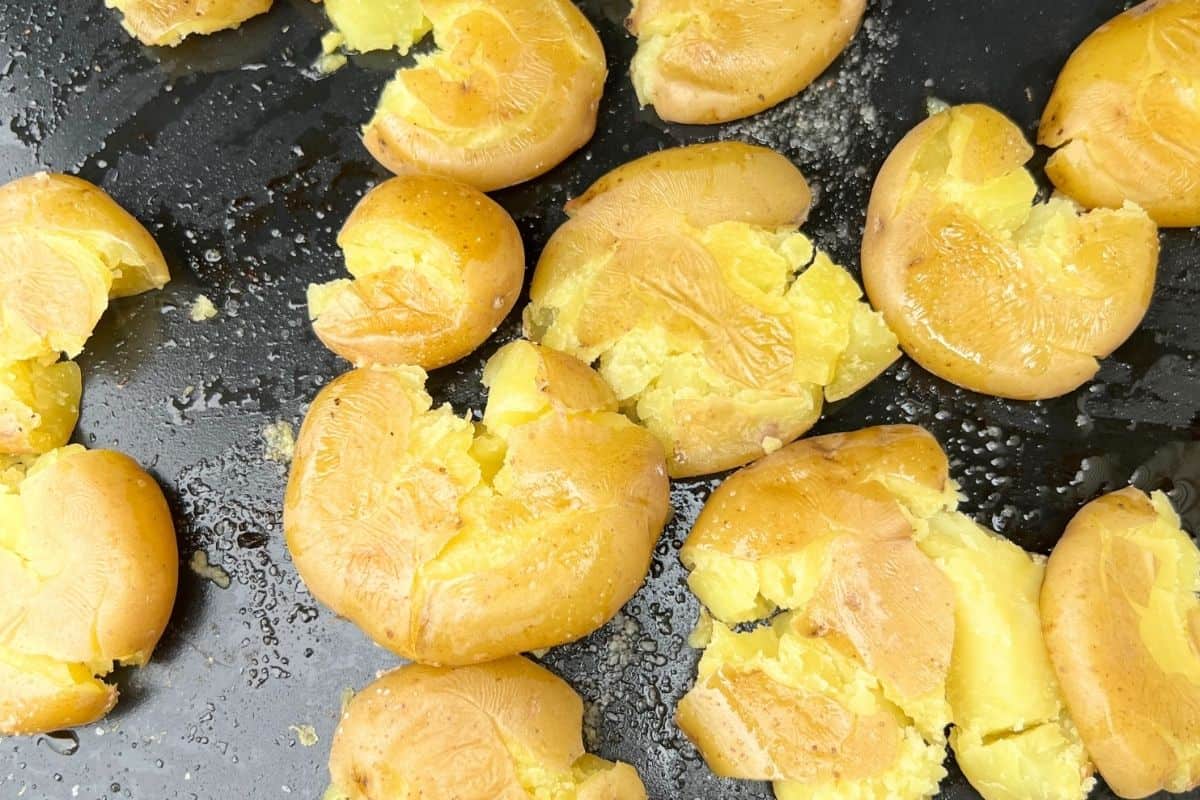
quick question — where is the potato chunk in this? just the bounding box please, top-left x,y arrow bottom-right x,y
1039,0 -> 1200,227
629,0 -> 866,124
0,446 -> 178,735
105,0 -> 273,46
863,103 -> 1158,400
1043,488 -> 1200,798
526,142 -> 898,478
325,658 -> 646,800
284,341 -> 669,665
358,0 -> 606,191
307,175 -> 524,369
0,359 -> 81,456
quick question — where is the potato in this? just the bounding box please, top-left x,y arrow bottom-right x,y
361,0 -> 606,191
0,446 -> 178,735
284,340 -> 669,665
307,175 -> 524,369
0,173 -> 169,363
629,0 -> 866,124
105,0 -> 273,46
918,512 -> 1094,800
324,0 -> 430,54
525,142 -> 898,478
677,425 -> 958,799
0,359 -> 81,456
863,103 -> 1159,400
324,657 -> 646,800
1042,487 -> 1200,798
1039,0 -> 1200,228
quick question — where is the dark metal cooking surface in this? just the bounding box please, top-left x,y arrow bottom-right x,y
1,0 -> 1198,797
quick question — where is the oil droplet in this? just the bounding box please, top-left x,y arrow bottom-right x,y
39,730 -> 79,756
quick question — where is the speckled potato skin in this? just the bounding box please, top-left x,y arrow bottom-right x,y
309,175 -> 524,369
363,0 -> 607,191
863,103 -> 1159,400
0,447 -> 179,735
1042,487 -> 1200,798
105,0 -> 274,47
1039,0 -> 1200,227
628,0 -> 866,124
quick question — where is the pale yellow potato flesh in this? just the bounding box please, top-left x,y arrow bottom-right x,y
0,359 -> 81,456
1043,488 -> 1200,798
629,0 -> 866,124
526,142 -> 898,478
324,658 -> 646,800
0,446 -> 179,735
360,0 -> 607,191
284,341 -> 669,666
105,0 -> 274,46
863,103 -> 1159,400
1040,0 -> 1200,227
308,174 -> 524,369
324,0 -> 430,54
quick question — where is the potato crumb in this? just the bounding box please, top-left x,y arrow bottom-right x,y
262,421 -> 296,463
761,436 -> 783,455
189,295 -> 218,322
316,53 -> 347,74
189,549 -> 232,589
289,724 -> 319,747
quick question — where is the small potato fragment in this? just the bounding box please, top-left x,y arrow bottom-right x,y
1039,0 -> 1200,227
0,446 -> 179,735
1042,487 -> 1200,798
324,0 -> 430,54
284,340 -> 669,665
0,359 -> 81,455
105,0 -> 273,47
362,0 -> 607,191
629,0 -> 866,124
526,143 -> 898,478
307,175 -> 524,369
863,103 -> 1159,399
325,658 -> 646,800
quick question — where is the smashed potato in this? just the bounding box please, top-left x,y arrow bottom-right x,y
308,175 -> 524,369
919,512 -> 1094,800
360,0 -> 607,191
0,173 -> 169,363
105,0 -> 273,46
629,0 -> 866,124
325,657 -> 646,800
1043,488 -> 1200,798
863,103 -> 1158,400
526,142 -> 898,478
284,340 -> 669,665
1040,0 -> 1200,227
678,425 -> 957,799
0,359 -> 81,456
0,446 -> 178,735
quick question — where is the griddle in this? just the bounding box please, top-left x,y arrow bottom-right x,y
2,0 -> 1198,797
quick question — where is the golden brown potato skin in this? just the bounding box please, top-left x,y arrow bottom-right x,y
1039,0 -> 1200,227
284,342 -> 669,665
309,175 -> 524,369
1042,487 -> 1200,798
105,0 -> 273,47
327,658 -> 647,800
863,103 -> 1158,400
363,0 -> 606,191
629,0 -> 866,124
0,447 -> 179,735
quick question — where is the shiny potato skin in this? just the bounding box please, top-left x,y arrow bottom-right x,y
363,0 -> 606,191
629,0 -> 866,124
105,0 -> 274,47
1039,0 -> 1200,227
309,175 -> 524,369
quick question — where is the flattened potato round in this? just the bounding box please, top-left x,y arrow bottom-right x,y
1039,0 -> 1200,227
363,0 -> 607,191
0,359 -> 81,456
863,104 -> 1158,400
284,341 -> 669,666
308,175 -> 524,369
326,658 -> 647,800
0,446 -> 179,735
105,0 -> 274,46
629,0 -> 866,124
526,142 -> 898,478
0,173 -> 170,362
1042,487 -> 1200,798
